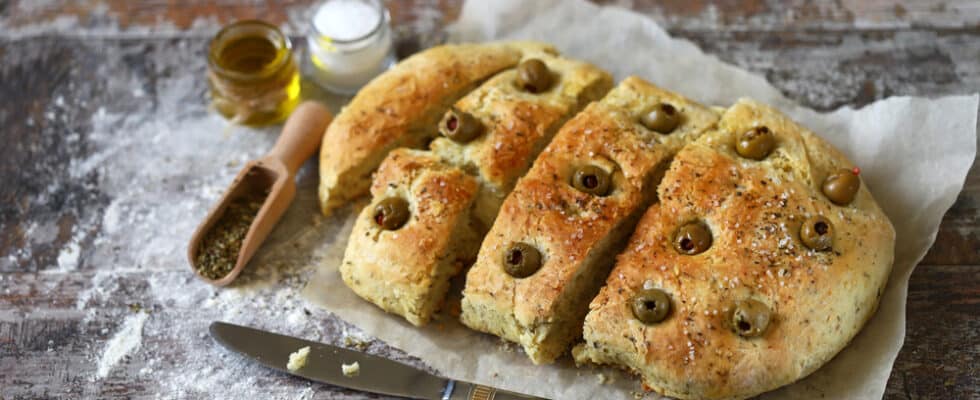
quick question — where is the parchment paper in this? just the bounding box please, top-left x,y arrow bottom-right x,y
304,0 -> 979,398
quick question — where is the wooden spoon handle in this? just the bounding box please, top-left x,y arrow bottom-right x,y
266,101 -> 333,174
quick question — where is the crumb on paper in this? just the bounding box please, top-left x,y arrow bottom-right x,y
497,338 -> 516,353
342,361 -> 360,377
286,346 -> 311,371
597,372 -> 614,385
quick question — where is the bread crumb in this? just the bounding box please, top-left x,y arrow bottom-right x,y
596,371 -> 615,385
342,361 -> 360,377
497,339 -> 517,353
343,335 -> 369,350
286,346 -> 311,371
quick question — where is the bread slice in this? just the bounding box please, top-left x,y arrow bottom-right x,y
317,42 -> 556,215
460,77 -> 720,364
572,99 -> 895,399
339,49 -> 612,326
429,49 -> 614,228
339,149 -> 481,326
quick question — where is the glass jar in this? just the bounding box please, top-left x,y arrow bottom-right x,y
207,20 -> 301,126
306,0 -> 395,94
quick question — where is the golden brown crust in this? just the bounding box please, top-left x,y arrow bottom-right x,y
339,149 -> 480,326
430,52 -> 613,227
340,49 -> 611,326
573,99 -> 895,399
318,42 -> 557,215
460,77 -> 720,364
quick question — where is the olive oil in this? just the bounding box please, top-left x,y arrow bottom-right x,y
218,36 -> 279,73
207,21 -> 300,126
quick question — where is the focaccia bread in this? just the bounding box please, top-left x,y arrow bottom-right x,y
572,99 -> 895,399
317,42 -> 555,215
340,49 -> 612,326
460,77 -> 720,363
339,149 -> 480,326
430,51 -> 614,228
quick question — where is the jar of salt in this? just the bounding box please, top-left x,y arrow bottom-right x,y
307,0 -> 394,94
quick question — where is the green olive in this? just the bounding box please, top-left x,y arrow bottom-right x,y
516,59 -> 553,93
640,103 -> 680,134
735,126 -> 775,160
571,165 -> 611,196
800,215 -> 833,251
822,168 -> 861,206
373,197 -> 410,230
631,288 -> 671,324
502,242 -> 542,278
673,221 -> 712,255
732,299 -> 771,338
439,108 -> 483,143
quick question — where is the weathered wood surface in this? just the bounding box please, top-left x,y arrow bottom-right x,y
1,0 -> 978,399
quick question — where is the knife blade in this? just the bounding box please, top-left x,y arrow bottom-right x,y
210,321 -> 548,400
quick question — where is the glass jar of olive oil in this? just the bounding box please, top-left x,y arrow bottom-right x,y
207,20 -> 301,126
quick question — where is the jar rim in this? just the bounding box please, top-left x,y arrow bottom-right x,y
309,0 -> 387,45
208,20 -> 293,82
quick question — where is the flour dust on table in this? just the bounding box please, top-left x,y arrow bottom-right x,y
2,34 -> 410,399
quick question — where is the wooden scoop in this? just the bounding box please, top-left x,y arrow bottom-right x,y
188,101 -> 333,286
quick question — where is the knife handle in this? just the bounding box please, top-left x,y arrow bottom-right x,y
444,380 -> 548,400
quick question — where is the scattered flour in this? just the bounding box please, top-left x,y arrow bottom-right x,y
296,386 -> 316,400
55,241 -> 81,270
60,39 -> 379,397
96,312 -> 149,379
2,3 -> 443,397
47,227 -> 84,274
0,2 -> 316,40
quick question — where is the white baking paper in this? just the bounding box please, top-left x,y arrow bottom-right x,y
304,0 -> 978,398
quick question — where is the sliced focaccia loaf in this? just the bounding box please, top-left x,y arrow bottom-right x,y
339,50 -> 612,326
318,42 -> 555,215
572,99 -> 895,400
460,77 -> 721,364
429,50 -> 614,228
339,149 -> 481,327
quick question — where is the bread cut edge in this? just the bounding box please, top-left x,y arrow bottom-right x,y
338,48 -> 613,326
460,77 -> 723,364
317,41 -> 558,216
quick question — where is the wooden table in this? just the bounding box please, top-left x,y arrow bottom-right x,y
1,1 -> 977,399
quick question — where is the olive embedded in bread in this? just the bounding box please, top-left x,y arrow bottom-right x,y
570,98 -> 897,399
800,215 -> 833,251
732,299 -> 771,337
439,108 -> 483,143
502,242 -> 542,278
631,288 -> 671,324
640,103 -> 680,134
516,58 -> 553,93
571,165 -> 611,196
373,197 -> 410,230
822,168 -> 861,205
673,221 -> 712,255
735,126 -> 775,160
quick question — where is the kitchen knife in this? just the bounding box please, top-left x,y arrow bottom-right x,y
210,321 -> 548,400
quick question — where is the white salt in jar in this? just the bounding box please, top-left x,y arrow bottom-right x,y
306,0 -> 394,94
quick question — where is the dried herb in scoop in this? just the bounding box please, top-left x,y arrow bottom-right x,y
194,194 -> 265,280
